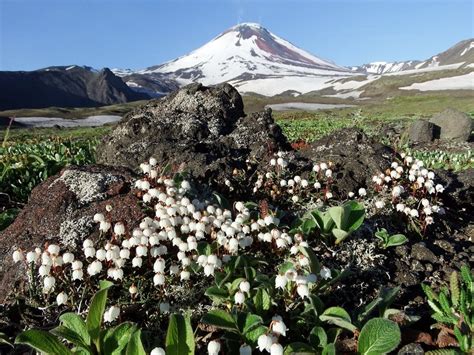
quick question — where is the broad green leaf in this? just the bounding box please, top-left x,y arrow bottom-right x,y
358,318 -> 401,355
309,326 -> 327,349
319,307 -> 357,332
86,281 -> 113,344
332,228 -> 349,244
125,329 -> 146,355
165,314 -> 195,355
322,343 -> 336,355
15,329 -> 72,355
244,325 -> 267,345
205,286 -> 229,302
201,310 -> 236,331
237,313 -> 263,334
59,313 -> 91,347
103,322 -> 137,355
284,342 -> 316,355
253,288 -> 271,313
51,326 -> 91,352
386,234 -> 408,247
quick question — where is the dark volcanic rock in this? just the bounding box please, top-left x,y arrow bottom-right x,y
407,120 -> 435,143
0,165 -> 144,302
429,108 -> 473,142
298,128 -> 393,195
97,83 -> 290,188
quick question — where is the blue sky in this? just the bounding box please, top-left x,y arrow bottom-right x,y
0,0 -> 472,71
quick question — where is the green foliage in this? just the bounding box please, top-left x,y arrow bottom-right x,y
423,265 -> 473,352
15,281 -> 147,355
357,318 -> 401,355
0,137 -> 97,203
201,309 -> 265,350
296,201 -> 365,244
0,208 -> 19,231
404,148 -> 473,172
374,228 -> 408,249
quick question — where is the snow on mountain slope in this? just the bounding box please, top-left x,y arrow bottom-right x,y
143,23 -> 350,85
116,23 -> 356,96
353,39 -> 474,74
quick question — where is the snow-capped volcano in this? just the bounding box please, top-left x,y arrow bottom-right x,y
115,23 -> 354,96
143,23 -> 349,85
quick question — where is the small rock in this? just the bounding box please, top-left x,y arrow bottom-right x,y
398,343 -> 424,355
411,243 -> 438,263
411,259 -> 425,272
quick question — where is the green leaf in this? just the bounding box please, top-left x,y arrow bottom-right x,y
358,318 -> 401,355
300,246 -> 321,274
244,325 -> 267,345
332,228 -> 349,244
125,329 -> 146,355
238,313 -> 263,334
103,322 -> 137,355
253,288 -> 272,313
322,343 -> 336,355
51,326 -> 91,353
386,234 -> 408,247
309,326 -> 327,349
320,307 -> 357,332
15,329 -> 72,355
279,261 -> 295,274
0,332 -> 13,347
165,314 -> 195,355
205,286 -> 229,302
213,192 -> 231,210
201,310 -> 237,331
58,313 -> 91,348
86,281 -> 113,345
449,271 -> 459,307
284,342 -> 316,355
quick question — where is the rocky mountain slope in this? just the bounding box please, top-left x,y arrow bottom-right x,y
352,39 -> 474,74
0,65 -> 150,110
114,23 -> 355,96
114,26 -> 472,97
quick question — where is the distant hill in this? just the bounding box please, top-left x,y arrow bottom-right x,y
352,39 -> 474,74
0,65 -> 150,110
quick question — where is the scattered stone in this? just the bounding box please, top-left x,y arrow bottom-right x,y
407,120 -> 435,143
397,343 -> 424,355
429,108 -> 473,142
411,243 -> 438,263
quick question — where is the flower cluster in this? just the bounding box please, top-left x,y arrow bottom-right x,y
256,316 -> 288,354
254,152 -> 338,204
366,154 -> 445,230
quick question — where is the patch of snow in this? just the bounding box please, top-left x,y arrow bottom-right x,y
460,41 -> 474,56
400,72 -> 474,91
14,115 -> 122,128
323,90 -> 363,99
266,102 -> 356,111
385,62 -> 465,76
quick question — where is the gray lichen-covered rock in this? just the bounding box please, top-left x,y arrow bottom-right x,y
96,83 -> 290,188
429,108 -> 473,141
0,165 -> 145,302
407,119 -> 435,143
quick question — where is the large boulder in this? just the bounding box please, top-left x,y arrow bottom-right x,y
407,119 -> 435,143
0,165 -> 144,302
96,83 -> 290,188
429,108 -> 473,142
298,128 -> 393,195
